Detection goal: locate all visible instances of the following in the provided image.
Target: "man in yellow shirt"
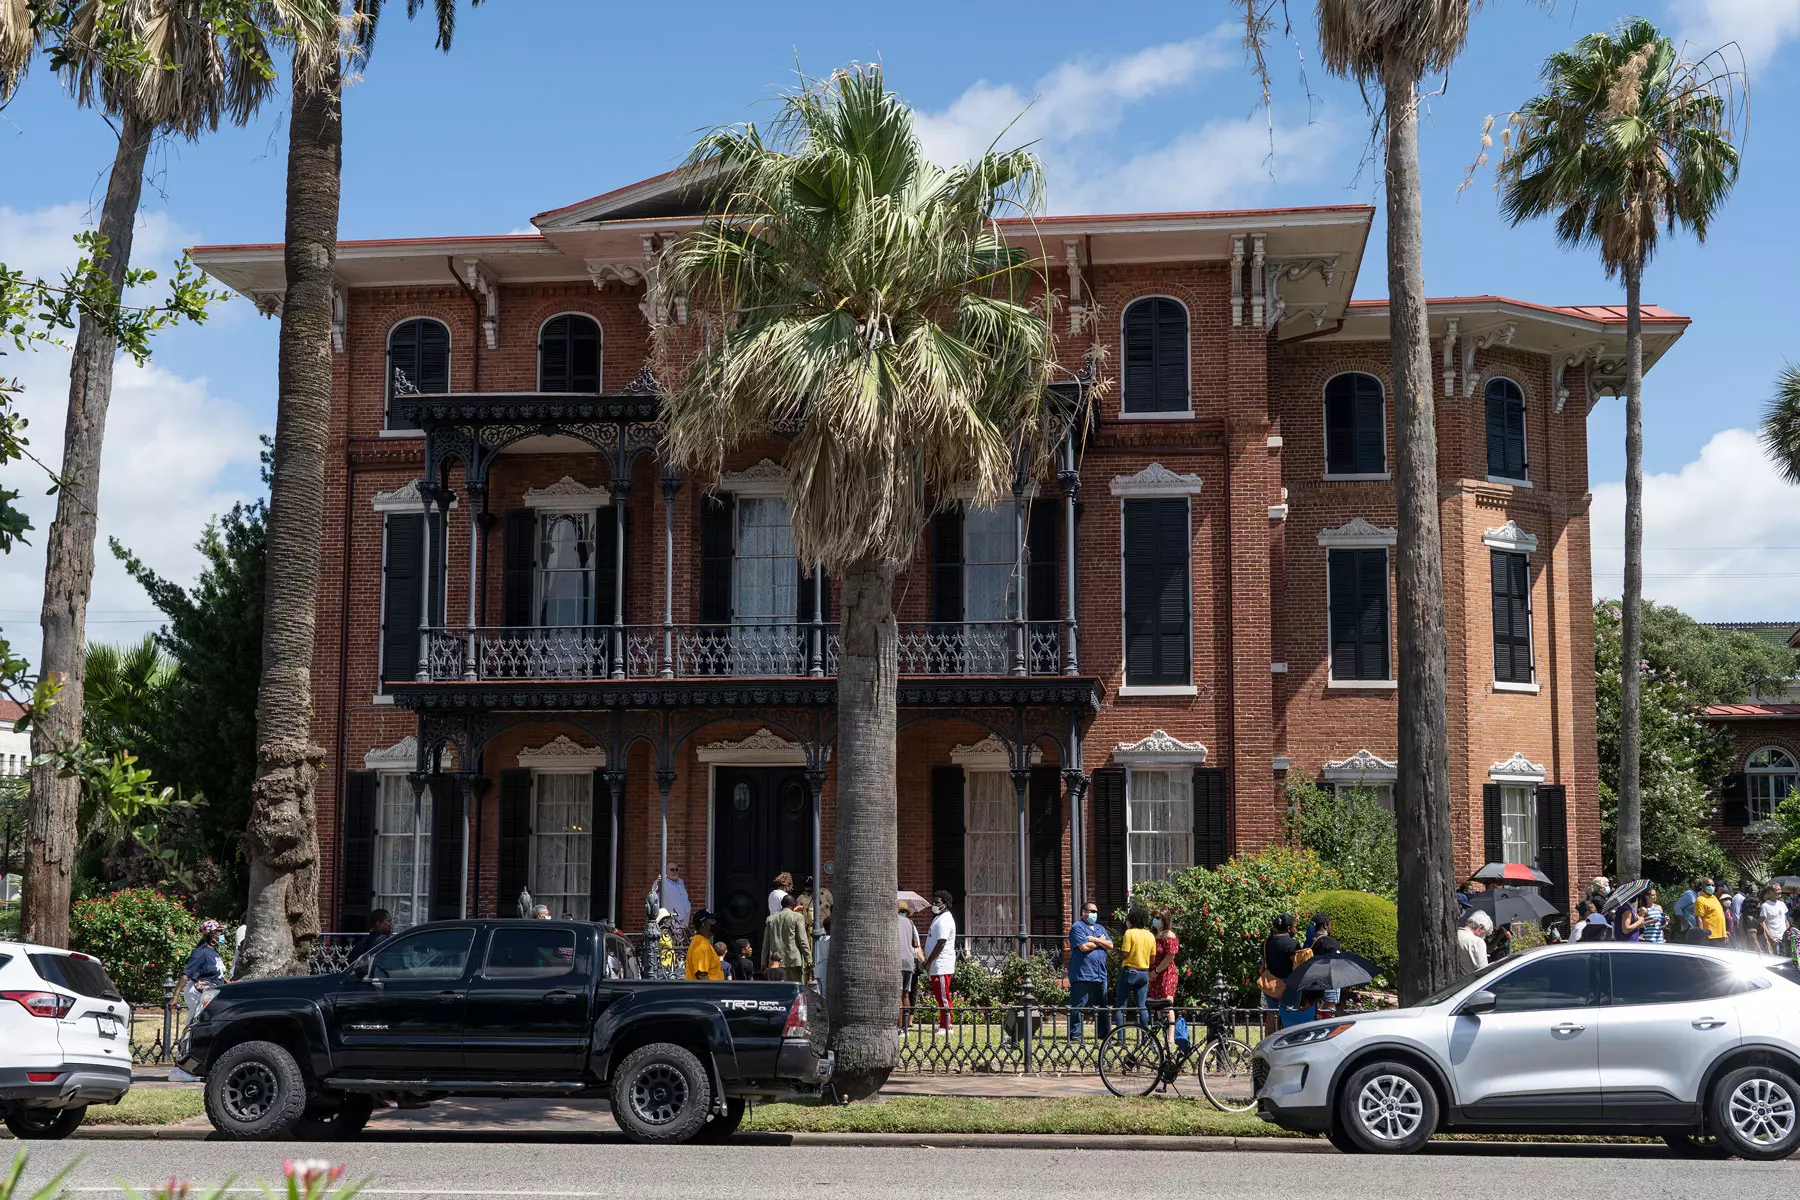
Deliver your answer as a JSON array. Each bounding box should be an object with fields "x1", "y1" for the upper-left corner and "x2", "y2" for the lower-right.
[
  {"x1": 685, "y1": 910, "x2": 723, "y2": 980},
  {"x1": 1114, "y1": 907, "x2": 1156, "y2": 1030},
  {"x1": 1694, "y1": 880, "x2": 1728, "y2": 945}
]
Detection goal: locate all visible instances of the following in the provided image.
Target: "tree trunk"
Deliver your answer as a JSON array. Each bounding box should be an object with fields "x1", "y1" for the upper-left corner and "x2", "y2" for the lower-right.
[
  {"x1": 22, "y1": 109, "x2": 152, "y2": 949},
  {"x1": 1383, "y1": 69, "x2": 1457, "y2": 1005},
  {"x1": 1616, "y1": 258, "x2": 1645, "y2": 882},
  {"x1": 825, "y1": 554, "x2": 900, "y2": 1098},
  {"x1": 238, "y1": 60, "x2": 340, "y2": 979}
]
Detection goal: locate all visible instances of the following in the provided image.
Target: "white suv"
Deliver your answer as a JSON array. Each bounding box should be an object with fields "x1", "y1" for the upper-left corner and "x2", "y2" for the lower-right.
[
  {"x1": 1254, "y1": 942, "x2": 1800, "y2": 1159},
  {"x1": 0, "y1": 941, "x2": 133, "y2": 1138}
]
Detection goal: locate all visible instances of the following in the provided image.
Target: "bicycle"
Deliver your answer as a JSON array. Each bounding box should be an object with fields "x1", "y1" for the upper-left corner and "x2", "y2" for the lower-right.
[{"x1": 1098, "y1": 998, "x2": 1257, "y2": 1111}]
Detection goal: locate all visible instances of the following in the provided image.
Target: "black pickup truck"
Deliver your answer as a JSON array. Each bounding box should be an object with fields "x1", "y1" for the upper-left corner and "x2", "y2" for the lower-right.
[{"x1": 177, "y1": 919, "x2": 830, "y2": 1144}]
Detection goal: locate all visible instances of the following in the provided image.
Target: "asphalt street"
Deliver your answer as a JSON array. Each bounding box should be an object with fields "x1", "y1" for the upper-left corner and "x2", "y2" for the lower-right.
[{"x1": 10, "y1": 1137, "x2": 1800, "y2": 1200}]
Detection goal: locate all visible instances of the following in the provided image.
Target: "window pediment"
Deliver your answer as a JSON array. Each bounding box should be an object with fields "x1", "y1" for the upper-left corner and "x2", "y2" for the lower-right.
[
  {"x1": 1317, "y1": 517, "x2": 1397, "y2": 548},
  {"x1": 1482, "y1": 520, "x2": 1538, "y2": 554},
  {"x1": 1110, "y1": 462, "x2": 1204, "y2": 497},
  {"x1": 517, "y1": 735, "x2": 607, "y2": 770},
  {"x1": 1489, "y1": 751, "x2": 1546, "y2": 783},
  {"x1": 696, "y1": 727, "x2": 814, "y2": 765},
  {"x1": 1321, "y1": 748, "x2": 1397, "y2": 783},
  {"x1": 717, "y1": 458, "x2": 789, "y2": 497},
  {"x1": 1112, "y1": 729, "x2": 1208, "y2": 767}
]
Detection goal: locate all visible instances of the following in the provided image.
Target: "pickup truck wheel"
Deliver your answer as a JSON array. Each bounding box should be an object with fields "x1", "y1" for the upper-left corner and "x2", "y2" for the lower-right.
[
  {"x1": 4, "y1": 1106, "x2": 86, "y2": 1140},
  {"x1": 693, "y1": 1098, "x2": 746, "y2": 1143},
  {"x1": 204, "y1": 1040, "x2": 308, "y2": 1139},
  {"x1": 610, "y1": 1043, "x2": 713, "y2": 1144}
]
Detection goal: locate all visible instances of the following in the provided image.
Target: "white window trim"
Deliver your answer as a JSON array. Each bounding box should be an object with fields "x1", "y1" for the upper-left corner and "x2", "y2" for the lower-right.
[
  {"x1": 1489, "y1": 751, "x2": 1547, "y2": 784},
  {"x1": 1123, "y1": 766, "x2": 1196, "y2": 892},
  {"x1": 950, "y1": 734, "x2": 1040, "y2": 770},
  {"x1": 385, "y1": 316, "x2": 452, "y2": 430},
  {"x1": 695, "y1": 728, "x2": 813, "y2": 765},
  {"x1": 1322, "y1": 543, "x2": 1395, "y2": 686},
  {"x1": 1320, "y1": 371, "x2": 1389, "y2": 481},
  {"x1": 516, "y1": 735, "x2": 607, "y2": 772},
  {"x1": 1494, "y1": 681, "x2": 1542, "y2": 694},
  {"x1": 1321, "y1": 749, "x2": 1398, "y2": 784},
  {"x1": 1110, "y1": 462, "x2": 1204, "y2": 497},
  {"x1": 373, "y1": 480, "x2": 457, "y2": 514},
  {"x1": 716, "y1": 458, "x2": 788, "y2": 498},
  {"x1": 1481, "y1": 520, "x2": 1539, "y2": 554},
  {"x1": 371, "y1": 769, "x2": 434, "y2": 930},
  {"x1": 1118, "y1": 294, "x2": 1194, "y2": 420},
  {"x1": 373, "y1": 504, "x2": 450, "y2": 695},
  {"x1": 1486, "y1": 475, "x2": 1535, "y2": 489},
  {"x1": 526, "y1": 769, "x2": 595, "y2": 922},
  {"x1": 523, "y1": 476, "x2": 612, "y2": 510},
  {"x1": 1116, "y1": 493, "x2": 1195, "y2": 691},
  {"x1": 1111, "y1": 729, "x2": 1208, "y2": 767},
  {"x1": 535, "y1": 311, "x2": 605, "y2": 393},
  {"x1": 1483, "y1": 374, "x2": 1530, "y2": 485},
  {"x1": 1748, "y1": 748, "x2": 1800, "y2": 822}
]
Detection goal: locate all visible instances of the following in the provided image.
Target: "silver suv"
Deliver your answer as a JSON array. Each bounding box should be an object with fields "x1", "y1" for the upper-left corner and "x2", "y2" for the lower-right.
[{"x1": 1253, "y1": 942, "x2": 1800, "y2": 1159}]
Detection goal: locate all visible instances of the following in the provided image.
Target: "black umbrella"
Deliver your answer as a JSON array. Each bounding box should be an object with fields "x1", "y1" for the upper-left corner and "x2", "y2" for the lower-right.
[
  {"x1": 1470, "y1": 887, "x2": 1560, "y2": 926},
  {"x1": 1282, "y1": 950, "x2": 1382, "y2": 997}
]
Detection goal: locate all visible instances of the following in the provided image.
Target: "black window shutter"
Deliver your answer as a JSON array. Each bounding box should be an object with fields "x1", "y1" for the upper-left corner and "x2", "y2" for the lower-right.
[
  {"x1": 1353, "y1": 376, "x2": 1386, "y2": 474},
  {"x1": 590, "y1": 768, "x2": 614, "y2": 921},
  {"x1": 339, "y1": 771, "x2": 378, "y2": 931},
  {"x1": 569, "y1": 316, "x2": 600, "y2": 392},
  {"x1": 386, "y1": 321, "x2": 419, "y2": 430},
  {"x1": 1091, "y1": 766, "x2": 1128, "y2": 920},
  {"x1": 1491, "y1": 550, "x2": 1532, "y2": 683},
  {"x1": 1485, "y1": 384, "x2": 1507, "y2": 476},
  {"x1": 1121, "y1": 298, "x2": 1189, "y2": 414},
  {"x1": 502, "y1": 510, "x2": 535, "y2": 628},
  {"x1": 429, "y1": 775, "x2": 462, "y2": 921},
  {"x1": 699, "y1": 494, "x2": 735, "y2": 625},
  {"x1": 1535, "y1": 785, "x2": 1568, "y2": 906},
  {"x1": 1027, "y1": 498, "x2": 1060, "y2": 623},
  {"x1": 1356, "y1": 548, "x2": 1390, "y2": 681},
  {"x1": 1482, "y1": 783, "x2": 1503, "y2": 864},
  {"x1": 382, "y1": 513, "x2": 424, "y2": 684},
  {"x1": 1327, "y1": 550, "x2": 1358, "y2": 681},
  {"x1": 497, "y1": 769, "x2": 532, "y2": 915},
  {"x1": 1721, "y1": 772, "x2": 1749, "y2": 827},
  {"x1": 1193, "y1": 767, "x2": 1229, "y2": 869},
  {"x1": 1123, "y1": 498, "x2": 1190, "y2": 686},
  {"x1": 1324, "y1": 376, "x2": 1357, "y2": 475},
  {"x1": 930, "y1": 505, "x2": 964, "y2": 622},
  {"x1": 930, "y1": 766, "x2": 966, "y2": 928},
  {"x1": 540, "y1": 314, "x2": 601, "y2": 393},
  {"x1": 595, "y1": 506, "x2": 620, "y2": 625},
  {"x1": 1486, "y1": 380, "x2": 1526, "y2": 479},
  {"x1": 1154, "y1": 300, "x2": 1188, "y2": 412},
  {"x1": 1028, "y1": 766, "x2": 1064, "y2": 936},
  {"x1": 540, "y1": 317, "x2": 569, "y2": 392},
  {"x1": 1154, "y1": 498, "x2": 1190, "y2": 682},
  {"x1": 1122, "y1": 301, "x2": 1156, "y2": 413},
  {"x1": 416, "y1": 320, "x2": 449, "y2": 394}
]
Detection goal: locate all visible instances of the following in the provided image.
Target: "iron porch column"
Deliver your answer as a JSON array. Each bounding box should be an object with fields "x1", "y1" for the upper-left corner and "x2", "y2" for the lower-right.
[
  {"x1": 1012, "y1": 762, "x2": 1032, "y2": 960},
  {"x1": 610, "y1": 479, "x2": 629, "y2": 679},
  {"x1": 660, "y1": 467, "x2": 681, "y2": 679},
  {"x1": 604, "y1": 768, "x2": 626, "y2": 929}
]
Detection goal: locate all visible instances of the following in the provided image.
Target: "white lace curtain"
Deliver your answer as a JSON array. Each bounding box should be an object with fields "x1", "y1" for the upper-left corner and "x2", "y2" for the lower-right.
[
  {"x1": 1127, "y1": 769, "x2": 1192, "y2": 888},
  {"x1": 374, "y1": 774, "x2": 433, "y2": 928},
  {"x1": 532, "y1": 773, "x2": 592, "y2": 920},
  {"x1": 735, "y1": 498, "x2": 797, "y2": 622},
  {"x1": 964, "y1": 770, "x2": 1018, "y2": 937}
]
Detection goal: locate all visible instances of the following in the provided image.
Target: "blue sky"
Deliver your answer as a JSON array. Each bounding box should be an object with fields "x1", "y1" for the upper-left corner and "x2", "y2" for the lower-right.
[{"x1": 2, "y1": 0, "x2": 1798, "y2": 656}]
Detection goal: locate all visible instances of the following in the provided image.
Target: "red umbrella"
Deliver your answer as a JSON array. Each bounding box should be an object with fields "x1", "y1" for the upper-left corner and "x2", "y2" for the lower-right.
[{"x1": 1471, "y1": 862, "x2": 1553, "y2": 887}]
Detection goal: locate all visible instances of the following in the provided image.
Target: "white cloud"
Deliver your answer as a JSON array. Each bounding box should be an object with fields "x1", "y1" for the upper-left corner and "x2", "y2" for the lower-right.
[
  {"x1": 1672, "y1": 0, "x2": 1800, "y2": 73},
  {"x1": 0, "y1": 204, "x2": 262, "y2": 664},
  {"x1": 915, "y1": 32, "x2": 1339, "y2": 215},
  {"x1": 1591, "y1": 428, "x2": 1800, "y2": 620}
]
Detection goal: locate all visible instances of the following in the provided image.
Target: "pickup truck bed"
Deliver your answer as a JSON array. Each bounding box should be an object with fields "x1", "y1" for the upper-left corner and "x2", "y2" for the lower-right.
[{"x1": 179, "y1": 919, "x2": 829, "y2": 1144}]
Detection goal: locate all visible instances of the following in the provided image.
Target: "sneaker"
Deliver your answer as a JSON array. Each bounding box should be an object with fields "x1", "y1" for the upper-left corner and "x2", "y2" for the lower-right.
[{"x1": 167, "y1": 1067, "x2": 198, "y2": 1083}]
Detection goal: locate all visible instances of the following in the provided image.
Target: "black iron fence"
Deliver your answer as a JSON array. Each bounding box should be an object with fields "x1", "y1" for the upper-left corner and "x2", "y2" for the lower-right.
[{"x1": 127, "y1": 977, "x2": 191, "y2": 1065}]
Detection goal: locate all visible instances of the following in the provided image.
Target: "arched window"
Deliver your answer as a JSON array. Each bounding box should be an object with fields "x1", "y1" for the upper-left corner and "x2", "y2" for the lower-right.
[
  {"x1": 1323, "y1": 372, "x2": 1386, "y2": 476},
  {"x1": 1748, "y1": 747, "x2": 1799, "y2": 822},
  {"x1": 539, "y1": 313, "x2": 602, "y2": 393},
  {"x1": 386, "y1": 318, "x2": 451, "y2": 430},
  {"x1": 1484, "y1": 377, "x2": 1527, "y2": 481},
  {"x1": 1121, "y1": 297, "x2": 1189, "y2": 415}
]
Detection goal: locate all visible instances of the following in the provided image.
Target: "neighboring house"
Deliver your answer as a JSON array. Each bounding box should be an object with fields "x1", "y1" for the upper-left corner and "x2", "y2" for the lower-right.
[
  {"x1": 1703, "y1": 621, "x2": 1800, "y2": 856},
  {"x1": 188, "y1": 169, "x2": 1685, "y2": 941},
  {"x1": 0, "y1": 699, "x2": 27, "y2": 777}
]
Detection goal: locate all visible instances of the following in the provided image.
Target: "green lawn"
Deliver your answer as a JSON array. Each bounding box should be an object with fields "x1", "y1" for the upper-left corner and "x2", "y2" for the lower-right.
[
  {"x1": 85, "y1": 1088, "x2": 206, "y2": 1127},
  {"x1": 743, "y1": 1095, "x2": 1279, "y2": 1137}
]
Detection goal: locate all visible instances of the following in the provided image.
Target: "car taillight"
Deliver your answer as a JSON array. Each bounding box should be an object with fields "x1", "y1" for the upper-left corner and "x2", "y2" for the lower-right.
[
  {"x1": 25, "y1": 1072, "x2": 59, "y2": 1083},
  {"x1": 783, "y1": 991, "x2": 810, "y2": 1039},
  {"x1": 1, "y1": 990, "x2": 76, "y2": 1019}
]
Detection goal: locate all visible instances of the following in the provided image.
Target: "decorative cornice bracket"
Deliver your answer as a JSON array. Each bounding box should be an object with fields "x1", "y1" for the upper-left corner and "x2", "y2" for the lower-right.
[{"x1": 461, "y1": 259, "x2": 501, "y2": 350}]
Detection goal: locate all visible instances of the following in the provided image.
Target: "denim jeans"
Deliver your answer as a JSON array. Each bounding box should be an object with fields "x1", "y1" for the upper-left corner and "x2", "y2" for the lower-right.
[
  {"x1": 1067, "y1": 978, "x2": 1111, "y2": 1041},
  {"x1": 1115, "y1": 967, "x2": 1149, "y2": 1030}
]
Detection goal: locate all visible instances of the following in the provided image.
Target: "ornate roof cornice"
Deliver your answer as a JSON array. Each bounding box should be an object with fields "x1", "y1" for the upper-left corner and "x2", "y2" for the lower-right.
[
  {"x1": 1111, "y1": 729, "x2": 1209, "y2": 766},
  {"x1": 1317, "y1": 517, "x2": 1397, "y2": 548},
  {"x1": 1110, "y1": 461, "x2": 1205, "y2": 497}
]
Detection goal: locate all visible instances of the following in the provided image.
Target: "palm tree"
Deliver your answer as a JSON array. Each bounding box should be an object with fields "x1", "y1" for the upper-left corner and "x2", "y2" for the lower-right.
[
  {"x1": 18, "y1": 0, "x2": 333, "y2": 949},
  {"x1": 1760, "y1": 368, "x2": 1800, "y2": 485},
  {"x1": 1499, "y1": 18, "x2": 1741, "y2": 883},
  {"x1": 660, "y1": 64, "x2": 1059, "y2": 1097},
  {"x1": 240, "y1": 0, "x2": 476, "y2": 979}
]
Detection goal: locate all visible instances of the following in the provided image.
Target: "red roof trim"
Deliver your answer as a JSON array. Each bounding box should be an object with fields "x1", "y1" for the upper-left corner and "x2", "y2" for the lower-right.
[
  {"x1": 531, "y1": 165, "x2": 689, "y2": 223},
  {"x1": 1346, "y1": 295, "x2": 1690, "y2": 324},
  {"x1": 994, "y1": 204, "x2": 1375, "y2": 226},
  {"x1": 1701, "y1": 703, "x2": 1800, "y2": 718},
  {"x1": 0, "y1": 698, "x2": 24, "y2": 723},
  {"x1": 188, "y1": 233, "x2": 550, "y2": 255}
]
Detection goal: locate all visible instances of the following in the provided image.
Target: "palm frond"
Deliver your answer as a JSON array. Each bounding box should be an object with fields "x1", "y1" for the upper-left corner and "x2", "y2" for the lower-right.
[
  {"x1": 1761, "y1": 364, "x2": 1800, "y2": 488},
  {"x1": 0, "y1": 0, "x2": 31, "y2": 101},
  {"x1": 1317, "y1": 0, "x2": 1475, "y2": 85}
]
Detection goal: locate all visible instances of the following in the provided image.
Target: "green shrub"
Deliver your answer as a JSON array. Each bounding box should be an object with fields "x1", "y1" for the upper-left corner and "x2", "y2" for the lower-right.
[
  {"x1": 998, "y1": 952, "x2": 1067, "y2": 1006},
  {"x1": 69, "y1": 887, "x2": 222, "y2": 1004},
  {"x1": 1284, "y1": 778, "x2": 1398, "y2": 899},
  {"x1": 1293, "y1": 889, "x2": 1399, "y2": 979},
  {"x1": 1131, "y1": 845, "x2": 1342, "y2": 1003},
  {"x1": 952, "y1": 956, "x2": 997, "y2": 1008}
]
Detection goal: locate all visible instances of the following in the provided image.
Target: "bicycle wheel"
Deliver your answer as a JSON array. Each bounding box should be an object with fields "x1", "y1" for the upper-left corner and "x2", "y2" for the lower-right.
[
  {"x1": 1099, "y1": 1023, "x2": 1166, "y2": 1098},
  {"x1": 1195, "y1": 1036, "x2": 1258, "y2": 1112}
]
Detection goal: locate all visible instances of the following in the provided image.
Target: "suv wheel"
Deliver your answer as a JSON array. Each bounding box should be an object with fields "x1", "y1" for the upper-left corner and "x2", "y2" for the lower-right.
[
  {"x1": 1336, "y1": 1061, "x2": 1438, "y2": 1154},
  {"x1": 610, "y1": 1043, "x2": 712, "y2": 1144},
  {"x1": 693, "y1": 1098, "x2": 746, "y2": 1143},
  {"x1": 204, "y1": 1040, "x2": 309, "y2": 1139},
  {"x1": 4, "y1": 1106, "x2": 86, "y2": 1140},
  {"x1": 1712, "y1": 1065, "x2": 1800, "y2": 1161}
]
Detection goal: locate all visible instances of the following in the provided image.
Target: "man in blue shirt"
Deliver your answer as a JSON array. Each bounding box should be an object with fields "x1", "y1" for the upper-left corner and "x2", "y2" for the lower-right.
[
  {"x1": 1067, "y1": 903, "x2": 1114, "y2": 1041},
  {"x1": 1674, "y1": 880, "x2": 1700, "y2": 944}
]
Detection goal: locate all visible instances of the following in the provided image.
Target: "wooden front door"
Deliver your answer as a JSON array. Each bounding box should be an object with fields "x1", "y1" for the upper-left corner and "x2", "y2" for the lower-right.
[{"x1": 712, "y1": 766, "x2": 813, "y2": 955}]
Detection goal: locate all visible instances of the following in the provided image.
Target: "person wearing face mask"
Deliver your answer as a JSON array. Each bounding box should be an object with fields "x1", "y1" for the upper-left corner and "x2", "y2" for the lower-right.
[
  {"x1": 1066, "y1": 901, "x2": 1113, "y2": 1041},
  {"x1": 923, "y1": 891, "x2": 958, "y2": 1035},
  {"x1": 1115, "y1": 907, "x2": 1155, "y2": 1031},
  {"x1": 1147, "y1": 906, "x2": 1180, "y2": 1038},
  {"x1": 1694, "y1": 878, "x2": 1728, "y2": 945}
]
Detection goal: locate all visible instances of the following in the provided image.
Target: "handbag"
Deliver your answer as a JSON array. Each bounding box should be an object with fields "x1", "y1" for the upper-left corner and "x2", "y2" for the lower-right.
[{"x1": 1256, "y1": 963, "x2": 1285, "y2": 999}]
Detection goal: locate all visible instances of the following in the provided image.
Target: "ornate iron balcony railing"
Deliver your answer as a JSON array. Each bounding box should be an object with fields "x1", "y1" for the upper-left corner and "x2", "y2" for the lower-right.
[{"x1": 420, "y1": 620, "x2": 1067, "y2": 682}]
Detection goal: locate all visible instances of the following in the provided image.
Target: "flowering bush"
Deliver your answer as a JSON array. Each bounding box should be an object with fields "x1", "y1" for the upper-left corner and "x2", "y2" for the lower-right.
[
  {"x1": 69, "y1": 888, "x2": 218, "y2": 1004},
  {"x1": 1292, "y1": 889, "x2": 1399, "y2": 980},
  {"x1": 1130, "y1": 846, "x2": 1341, "y2": 1003}
]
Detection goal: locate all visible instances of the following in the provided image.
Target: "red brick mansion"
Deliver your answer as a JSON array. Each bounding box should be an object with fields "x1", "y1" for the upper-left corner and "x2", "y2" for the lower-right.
[{"x1": 190, "y1": 170, "x2": 1689, "y2": 952}]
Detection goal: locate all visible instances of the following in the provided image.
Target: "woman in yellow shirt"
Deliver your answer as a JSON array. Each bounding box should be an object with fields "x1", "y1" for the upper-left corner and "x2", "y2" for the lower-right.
[
  {"x1": 1114, "y1": 907, "x2": 1156, "y2": 1030},
  {"x1": 685, "y1": 910, "x2": 723, "y2": 980}
]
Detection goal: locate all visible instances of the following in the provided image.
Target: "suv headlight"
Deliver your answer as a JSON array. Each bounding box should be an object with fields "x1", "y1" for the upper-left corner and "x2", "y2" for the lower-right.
[{"x1": 1270, "y1": 1022, "x2": 1353, "y2": 1049}]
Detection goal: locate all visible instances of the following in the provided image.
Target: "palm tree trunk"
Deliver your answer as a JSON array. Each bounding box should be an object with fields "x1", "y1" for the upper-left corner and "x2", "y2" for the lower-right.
[
  {"x1": 21, "y1": 108, "x2": 152, "y2": 948},
  {"x1": 238, "y1": 59, "x2": 340, "y2": 978},
  {"x1": 1616, "y1": 258, "x2": 1644, "y2": 882},
  {"x1": 826, "y1": 554, "x2": 900, "y2": 1098},
  {"x1": 1383, "y1": 68, "x2": 1457, "y2": 1005}
]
